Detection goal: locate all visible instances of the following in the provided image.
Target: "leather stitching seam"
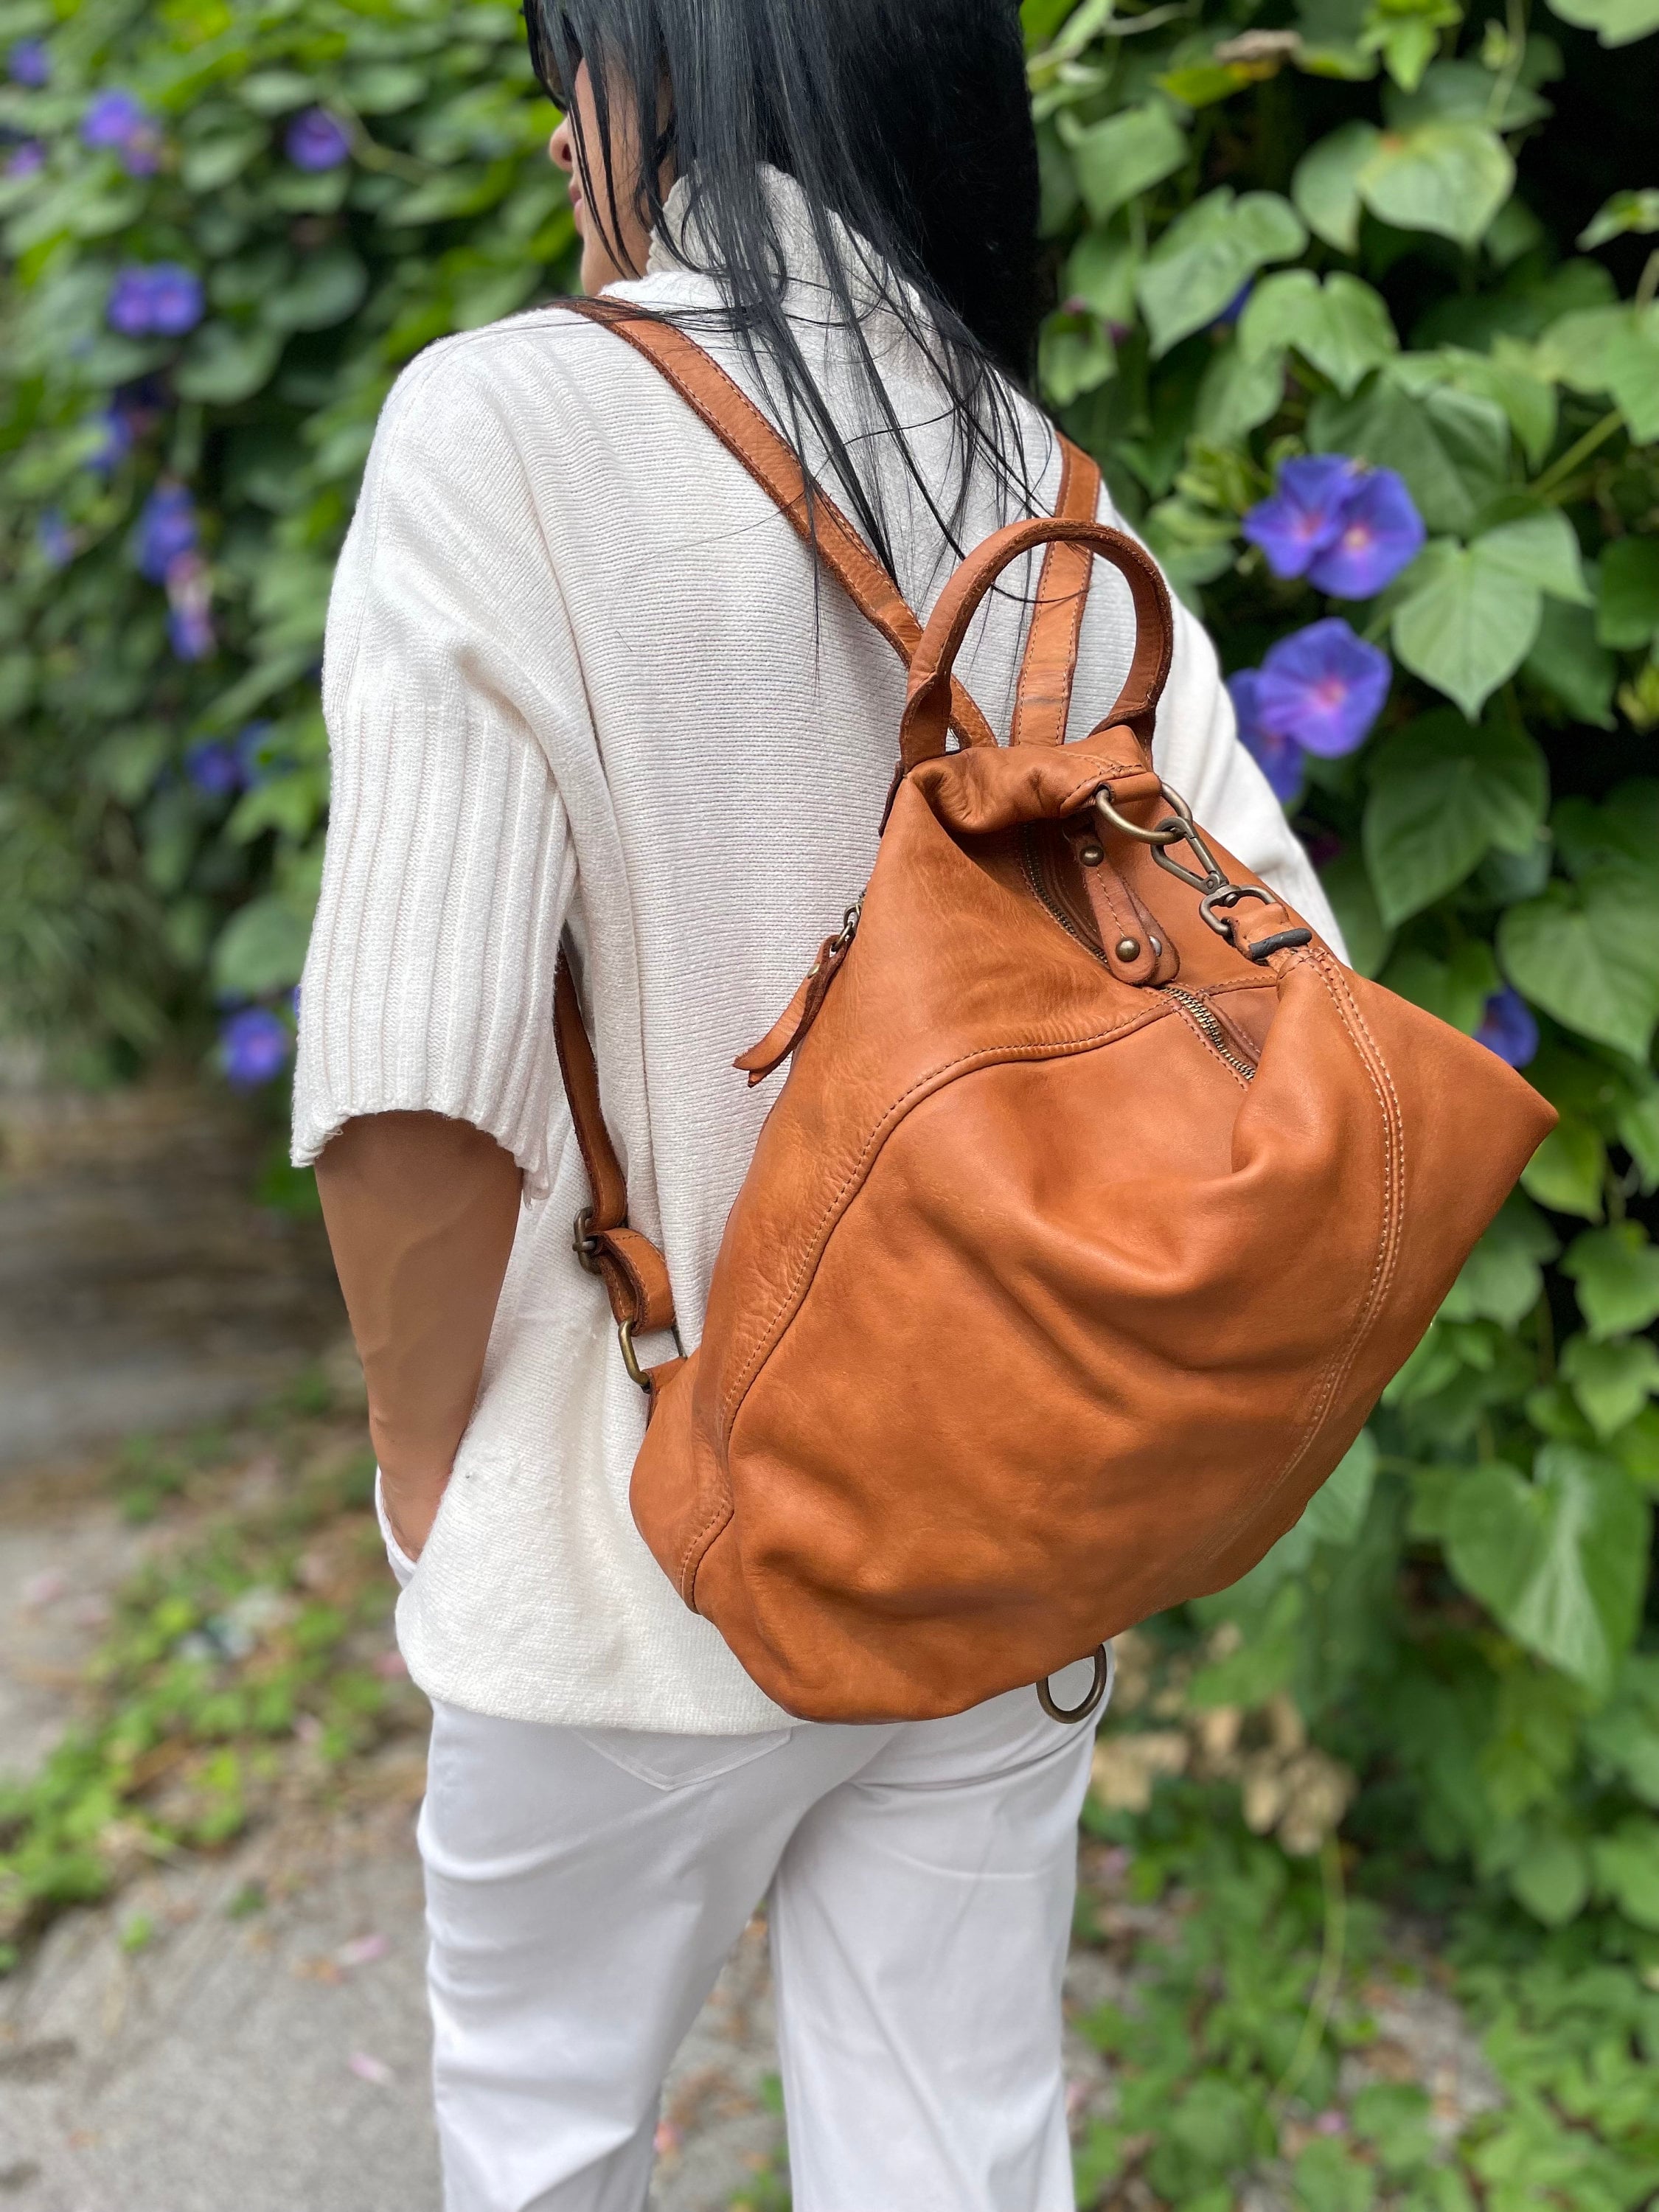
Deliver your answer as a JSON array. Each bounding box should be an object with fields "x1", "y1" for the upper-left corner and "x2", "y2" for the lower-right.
[{"x1": 1182, "y1": 947, "x2": 1402, "y2": 1578}]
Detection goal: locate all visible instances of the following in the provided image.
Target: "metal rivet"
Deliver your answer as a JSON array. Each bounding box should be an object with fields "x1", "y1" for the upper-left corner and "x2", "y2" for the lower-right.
[
  {"x1": 1149, "y1": 937, "x2": 1163, "y2": 956},
  {"x1": 1115, "y1": 936, "x2": 1141, "y2": 961},
  {"x1": 1079, "y1": 841, "x2": 1105, "y2": 866}
]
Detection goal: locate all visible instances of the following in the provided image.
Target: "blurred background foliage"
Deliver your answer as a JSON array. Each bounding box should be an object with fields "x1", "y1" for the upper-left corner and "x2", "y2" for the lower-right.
[
  {"x1": 0, "y1": 0, "x2": 576, "y2": 1080},
  {"x1": 0, "y1": 0, "x2": 1657, "y2": 2200}
]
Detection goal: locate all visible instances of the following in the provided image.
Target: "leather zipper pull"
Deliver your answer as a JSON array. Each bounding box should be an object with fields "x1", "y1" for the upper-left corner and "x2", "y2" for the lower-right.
[{"x1": 735, "y1": 931, "x2": 852, "y2": 1087}]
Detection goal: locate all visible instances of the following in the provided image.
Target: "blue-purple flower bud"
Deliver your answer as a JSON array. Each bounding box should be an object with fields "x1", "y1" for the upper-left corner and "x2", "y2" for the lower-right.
[
  {"x1": 285, "y1": 107, "x2": 352, "y2": 171},
  {"x1": 220, "y1": 1007, "x2": 292, "y2": 1089}
]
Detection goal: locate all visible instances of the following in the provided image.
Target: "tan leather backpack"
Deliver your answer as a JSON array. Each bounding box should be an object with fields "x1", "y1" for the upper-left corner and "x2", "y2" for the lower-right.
[{"x1": 554, "y1": 305, "x2": 1557, "y2": 1727}]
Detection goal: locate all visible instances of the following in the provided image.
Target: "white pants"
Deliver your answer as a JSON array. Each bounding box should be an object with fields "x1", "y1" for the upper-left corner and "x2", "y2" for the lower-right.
[{"x1": 417, "y1": 1663, "x2": 1105, "y2": 2212}]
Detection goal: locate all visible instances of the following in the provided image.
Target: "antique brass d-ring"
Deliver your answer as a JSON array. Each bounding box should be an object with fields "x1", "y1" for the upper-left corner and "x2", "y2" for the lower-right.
[
  {"x1": 1037, "y1": 1643, "x2": 1112, "y2": 1725},
  {"x1": 618, "y1": 1316, "x2": 687, "y2": 1392},
  {"x1": 1093, "y1": 780, "x2": 1193, "y2": 848}
]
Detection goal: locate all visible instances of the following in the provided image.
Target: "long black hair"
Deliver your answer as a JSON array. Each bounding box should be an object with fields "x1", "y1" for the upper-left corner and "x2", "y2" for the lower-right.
[{"x1": 529, "y1": 0, "x2": 1050, "y2": 580}]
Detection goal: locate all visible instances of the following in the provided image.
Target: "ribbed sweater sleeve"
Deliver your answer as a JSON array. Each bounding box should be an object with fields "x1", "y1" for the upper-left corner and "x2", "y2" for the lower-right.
[{"x1": 291, "y1": 338, "x2": 582, "y2": 1197}]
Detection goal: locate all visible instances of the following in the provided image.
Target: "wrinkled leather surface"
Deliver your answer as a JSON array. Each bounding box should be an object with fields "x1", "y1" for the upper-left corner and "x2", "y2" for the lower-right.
[{"x1": 630, "y1": 723, "x2": 1556, "y2": 1723}]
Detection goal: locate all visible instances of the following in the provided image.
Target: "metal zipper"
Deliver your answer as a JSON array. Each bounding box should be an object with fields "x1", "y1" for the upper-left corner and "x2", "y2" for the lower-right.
[
  {"x1": 1021, "y1": 828, "x2": 1256, "y2": 1084},
  {"x1": 1161, "y1": 983, "x2": 1256, "y2": 1082}
]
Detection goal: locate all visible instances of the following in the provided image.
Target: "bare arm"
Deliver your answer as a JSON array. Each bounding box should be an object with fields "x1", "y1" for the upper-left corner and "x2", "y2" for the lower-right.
[{"x1": 315, "y1": 1111, "x2": 524, "y2": 1559}]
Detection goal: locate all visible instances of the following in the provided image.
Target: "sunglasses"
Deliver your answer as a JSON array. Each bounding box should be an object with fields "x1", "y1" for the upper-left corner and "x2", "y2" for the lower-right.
[{"x1": 522, "y1": 4, "x2": 579, "y2": 109}]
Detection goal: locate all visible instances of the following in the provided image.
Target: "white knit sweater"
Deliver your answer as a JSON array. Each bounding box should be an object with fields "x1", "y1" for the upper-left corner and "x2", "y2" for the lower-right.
[{"x1": 293, "y1": 172, "x2": 1343, "y2": 1733}]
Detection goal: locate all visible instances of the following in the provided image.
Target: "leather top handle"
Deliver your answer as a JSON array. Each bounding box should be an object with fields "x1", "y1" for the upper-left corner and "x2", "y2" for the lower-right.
[
  {"x1": 900, "y1": 518, "x2": 1175, "y2": 771},
  {"x1": 1010, "y1": 442, "x2": 1102, "y2": 750},
  {"x1": 567, "y1": 297, "x2": 999, "y2": 754}
]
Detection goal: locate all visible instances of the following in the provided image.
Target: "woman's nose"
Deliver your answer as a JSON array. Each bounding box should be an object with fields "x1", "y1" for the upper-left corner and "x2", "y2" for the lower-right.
[{"x1": 549, "y1": 117, "x2": 571, "y2": 171}]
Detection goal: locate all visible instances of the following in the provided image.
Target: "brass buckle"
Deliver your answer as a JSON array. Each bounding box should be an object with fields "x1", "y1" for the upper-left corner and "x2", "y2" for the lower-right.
[
  {"x1": 618, "y1": 1316, "x2": 686, "y2": 1393},
  {"x1": 1037, "y1": 1643, "x2": 1113, "y2": 1725}
]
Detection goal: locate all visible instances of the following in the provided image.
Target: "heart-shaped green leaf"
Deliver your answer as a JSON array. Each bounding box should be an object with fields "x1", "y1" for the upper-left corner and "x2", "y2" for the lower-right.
[
  {"x1": 1310, "y1": 376, "x2": 1509, "y2": 536},
  {"x1": 1366, "y1": 711, "x2": 1547, "y2": 923},
  {"x1": 1563, "y1": 1224, "x2": 1659, "y2": 1340},
  {"x1": 1545, "y1": 0, "x2": 1659, "y2": 46},
  {"x1": 1391, "y1": 548, "x2": 1545, "y2": 721},
  {"x1": 1239, "y1": 269, "x2": 1397, "y2": 394},
  {"x1": 1443, "y1": 1447, "x2": 1649, "y2": 1696},
  {"x1": 1498, "y1": 870, "x2": 1659, "y2": 1061},
  {"x1": 1062, "y1": 102, "x2": 1189, "y2": 223},
  {"x1": 1136, "y1": 189, "x2": 1307, "y2": 356},
  {"x1": 1358, "y1": 121, "x2": 1515, "y2": 247},
  {"x1": 1561, "y1": 1335, "x2": 1659, "y2": 1439}
]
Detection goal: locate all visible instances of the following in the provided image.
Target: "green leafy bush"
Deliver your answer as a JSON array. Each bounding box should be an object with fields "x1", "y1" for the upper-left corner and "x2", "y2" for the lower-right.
[
  {"x1": 1, "y1": 0, "x2": 1656, "y2": 1975},
  {"x1": 0, "y1": 0, "x2": 574, "y2": 1079},
  {"x1": 1023, "y1": 0, "x2": 1659, "y2": 1959}
]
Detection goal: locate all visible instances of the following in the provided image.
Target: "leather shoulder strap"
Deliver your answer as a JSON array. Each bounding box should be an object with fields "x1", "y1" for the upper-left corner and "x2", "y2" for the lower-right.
[
  {"x1": 554, "y1": 953, "x2": 678, "y2": 1363},
  {"x1": 566, "y1": 297, "x2": 998, "y2": 754},
  {"x1": 1010, "y1": 439, "x2": 1101, "y2": 749}
]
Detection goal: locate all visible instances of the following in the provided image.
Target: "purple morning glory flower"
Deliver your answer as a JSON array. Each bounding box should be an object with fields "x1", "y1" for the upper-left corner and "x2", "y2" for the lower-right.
[
  {"x1": 36, "y1": 509, "x2": 74, "y2": 568},
  {"x1": 107, "y1": 262, "x2": 203, "y2": 338},
  {"x1": 285, "y1": 107, "x2": 352, "y2": 170},
  {"x1": 144, "y1": 262, "x2": 204, "y2": 335},
  {"x1": 5, "y1": 139, "x2": 46, "y2": 178},
  {"x1": 83, "y1": 88, "x2": 143, "y2": 145},
  {"x1": 134, "y1": 483, "x2": 198, "y2": 582},
  {"x1": 83, "y1": 88, "x2": 164, "y2": 174},
  {"x1": 1256, "y1": 617, "x2": 1391, "y2": 759},
  {"x1": 9, "y1": 38, "x2": 49, "y2": 86},
  {"x1": 1228, "y1": 669, "x2": 1304, "y2": 804},
  {"x1": 220, "y1": 1006, "x2": 291, "y2": 1089},
  {"x1": 1305, "y1": 468, "x2": 1425, "y2": 599},
  {"x1": 1475, "y1": 987, "x2": 1539, "y2": 1068},
  {"x1": 185, "y1": 739, "x2": 242, "y2": 796},
  {"x1": 1242, "y1": 455, "x2": 1360, "y2": 581},
  {"x1": 106, "y1": 266, "x2": 157, "y2": 336}
]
